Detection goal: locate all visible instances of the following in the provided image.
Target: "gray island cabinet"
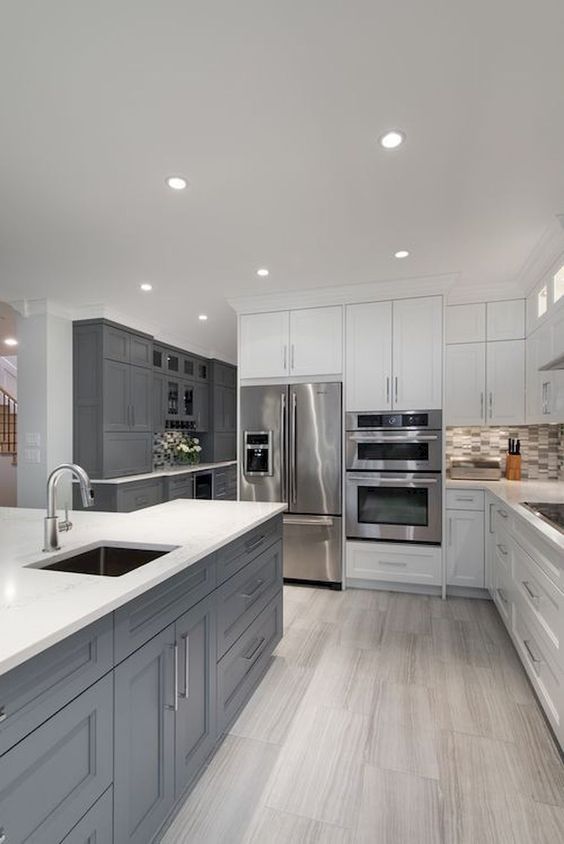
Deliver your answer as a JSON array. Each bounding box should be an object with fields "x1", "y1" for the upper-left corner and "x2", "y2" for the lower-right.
[{"x1": 0, "y1": 515, "x2": 283, "y2": 844}]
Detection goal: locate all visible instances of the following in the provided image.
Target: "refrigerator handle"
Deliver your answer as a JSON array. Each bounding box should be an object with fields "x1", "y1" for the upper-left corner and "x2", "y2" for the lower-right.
[
  {"x1": 291, "y1": 391, "x2": 297, "y2": 505},
  {"x1": 280, "y1": 392, "x2": 287, "y2": 501}
]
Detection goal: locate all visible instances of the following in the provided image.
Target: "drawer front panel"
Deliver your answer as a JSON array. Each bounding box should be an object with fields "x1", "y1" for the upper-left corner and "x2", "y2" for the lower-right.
[
  {"x1": 513, "y1": 541, "x2": 563, "y2": 659},
  {"x1": 118, "y1": 479, "x2": 164, "y2": 512},
  {"x1": 493, "y1": 501, "x2": 513, "y2": 533},
  {"x1": 114, "y1": 555, "x2": 217, "y2": 662},
  {"x1": 61, "y1": 786, "x2": 113, "y2": 844},
  {"x1": 217, "y1": 591, "x2": 282, "y2": 733},
  {"x1": 216, "y1": 516, "x2": 282, "y2": 585},
  {"x1": 0, "y1": 674, "x2": 113, "y2": 844},
  {"x1": 217, "y1": 540, "x2": 282, "y2": 659},
  {"x1": 166, "y1": 474, "x2": 194, "y2": 500},
  {"x1": 493, "y1": 526, "x2": 512, "y2": 577},
  {"x1": 346, "y1": 541, "x2": 442, "y2": 586},
  {"x1": 0, "y1": 616, "x2": 113, "y2": 757},
  {"x1": 514, "y1": 515, "x2": 564, "y2": 590},
  {"x1": 493, "y1": 556, "x2": 513, "y2": 631},
  {"x1": 513, "y1": 600, "x2": 563, "y2": 733},
  {"x1": 446, "y1": 489, "x2": 485, "y2": 511}
]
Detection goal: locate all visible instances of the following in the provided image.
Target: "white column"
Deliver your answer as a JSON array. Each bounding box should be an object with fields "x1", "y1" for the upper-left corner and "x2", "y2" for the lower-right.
[{"x1": 14, "y1": 300, "x2": 73, "y2": 509}]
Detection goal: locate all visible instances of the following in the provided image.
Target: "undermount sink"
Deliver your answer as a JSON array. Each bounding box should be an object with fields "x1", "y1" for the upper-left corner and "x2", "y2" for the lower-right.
[{"x1": 29, "y1": 544, "x2": 178, "y2": 577}]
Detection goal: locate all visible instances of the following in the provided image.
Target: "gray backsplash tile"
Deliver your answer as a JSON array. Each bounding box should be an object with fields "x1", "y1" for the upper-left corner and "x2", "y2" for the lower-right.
[{"x1": 446, "y1": 425, "x2": 564, "y2": 481}]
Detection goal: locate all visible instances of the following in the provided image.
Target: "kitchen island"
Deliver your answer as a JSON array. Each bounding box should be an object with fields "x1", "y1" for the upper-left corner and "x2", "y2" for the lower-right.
[{"x1": 0, "y1": 499, "x2": 285, "y2": 844}]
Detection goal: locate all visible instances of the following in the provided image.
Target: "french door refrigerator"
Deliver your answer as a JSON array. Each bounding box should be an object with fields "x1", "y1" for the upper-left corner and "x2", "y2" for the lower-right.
[{"x1": 240, "y1": 383, "x2": 342, "y2": 586}]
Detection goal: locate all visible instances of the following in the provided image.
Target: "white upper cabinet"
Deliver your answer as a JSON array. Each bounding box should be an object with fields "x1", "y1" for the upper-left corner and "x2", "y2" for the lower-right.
[
  {"x1": 446, "y1": 304, "x2": 486, "y2": 344},
  {"x1": 392, "y1": 297, "x2": 443, "y2": 410},
  {"x1": 239, "y1": 306, "x2": 342, "y2": 380},
  {"x1": 346, "y1": 302, "x2": 392, "y2": 410},
  {"x1": 486, "y1": 299, "x2": 525, "y2": 341},
  {"x1": 289, "y1": 307, "x2": 343, "y2": 377},
  {"x1": 239, "y1": 311, "x2": 289, "y2": 379},
  {"x1": 446, "y1": 343, "x2": 486, "y2": 426},
  {"x1": 486, "y1": 340, "x2": 525, "y2": 425}
]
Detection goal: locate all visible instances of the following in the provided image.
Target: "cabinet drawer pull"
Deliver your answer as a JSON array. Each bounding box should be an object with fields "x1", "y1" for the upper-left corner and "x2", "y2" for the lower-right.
[
  {"x1": 245, "y1": 534, "x2": 265, "y2": 552},
  {"x1": 489, "y1": 502, "x2": 495, "y2": 534},
  {"x1": 241, "y1": 579, "x2": 265, "y2": 599},
  {"x1": 181, "y1": 634, "x2": 190, "y2": 699},
  {"x1": 497, "y1": 588, "x2": 508, "y2": 604},
  {"x1": 243, "y1": 636, "x2": 266, "y2": 662},
  {"x1": 0, "y1": 706, "x2": 6, "y2": 723},
  {"x1": 522, "y1": 581, "x2": 541, "y2": 606},
  {"x1": 0, "y1": 827, "x2": 6, "y2": 844},
  {"x1": 523, "y1": 638, "x2": 542, "y2": 666},
  {"x1": 381, "y1": 560, "x2": 408, "y2": 568},
  {"x1": 165, "y1": 643, "x2": 178, "y2": 712},
  {"x1": 497, "y1": 508, "x2": 508, "y2": 519},
  {"x1": 455, "y1": 496, "x2": 475, "y2": 502},
  {"x1": 496, "y1": 544, "x2": 508, "y2": 556}
]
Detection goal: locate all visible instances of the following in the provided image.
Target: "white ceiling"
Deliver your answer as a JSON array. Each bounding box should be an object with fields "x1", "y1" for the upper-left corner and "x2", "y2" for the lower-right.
[{"x1": 1, "y1": 1, "x2": 564, "y2": 361}]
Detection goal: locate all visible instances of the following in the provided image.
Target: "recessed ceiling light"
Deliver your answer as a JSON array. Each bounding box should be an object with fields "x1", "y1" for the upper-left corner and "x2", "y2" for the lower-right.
[
  {"x1": 379, "y1": 130, "x2": 405, "y2": 149},
  {"x1": 257, "y1": 268, "x2": 269, "y2": 277},
  {"x1": 140, "y1": 283, "x2": 153, "y2": 292},
  {"x1": 198, "y1": 314, "x2": 208, "y2": 321},
  {"x1": 166, "y1": 176, "x2": 188, "y2": 190},
  {"x1": 4, "y1": 338, "x2": 18, "y2": 347},
  {"x1": 394, "y1": 250, "x2": 410, "y2": 259}
]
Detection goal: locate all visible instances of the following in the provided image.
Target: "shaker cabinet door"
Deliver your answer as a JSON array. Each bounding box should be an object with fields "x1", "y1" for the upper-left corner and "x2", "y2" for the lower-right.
[
  {"x1": 239, "y1": 311, "x2": 289, "y2": 379},
  {"x1": 114, "y1": 626, "x2": 176, "y2": 844},
  {"x1": 392, "y1": 297, "x2": 443, "y2": 410},
  {"x1": 446, "y1": 509, "x2": 485, "y2": 588},
  {"x1": 346, "y1": 301, "x2": 392, "y2": 411},
  {"x1": 289, "y1": 306, "x2": 343, "y2": 376},
  {"x1": 445, "y1": 343, "x2": 486, "y2": 425},
  {"x1": 130, "y1": 365, "x2": 153, "y2": 431},
  {"x1": 486, "y1": 340, "x2": 525, "y2": 426},
  {"x1": 103, "y1": 359, "x2": 131, "y2": 431}
]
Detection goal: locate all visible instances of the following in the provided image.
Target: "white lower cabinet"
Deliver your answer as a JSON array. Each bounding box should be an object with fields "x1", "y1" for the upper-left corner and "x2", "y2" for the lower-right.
[
  {"x1": 446, "y1": 508, "x2": 485, "y2": 588},
  {"x1": 346, "y1": 541, "x2": 442, "y2": 586}
]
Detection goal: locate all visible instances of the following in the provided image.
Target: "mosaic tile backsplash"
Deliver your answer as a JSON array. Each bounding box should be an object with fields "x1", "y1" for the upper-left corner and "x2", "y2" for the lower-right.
[
  {"x1": 153, "y1": 431, "x2": 203, "y2": 468},
  {"x1": 446, "y1": 425, "x2": 564, "y2": 481}
]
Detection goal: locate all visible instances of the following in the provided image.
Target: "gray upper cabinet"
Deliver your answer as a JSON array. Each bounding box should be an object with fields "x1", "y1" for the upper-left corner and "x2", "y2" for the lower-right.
[
  {"x1": 114, "y1": 626, "x2": 176, "y2": 844},
  {"x1": 103, "y1": 360, "x2": 130, "y2": 431},
  {"x1": 153, "y1": 371, "x2": 167, "y2": 431},
  {"x1": 103, "y1": 324, "x2": 152, "y2": 369},
  {"x1": 194, "y1": 382, "x2": 209, "y2": 432},
  {"x1": 208, "y1": 360, "x2": 237, "y2": 460},
  {"x1": 175, "y1": 595, "x2": 217, "y2": 798},
  {"x1": 130, "y1": 365, "x2": 153, "y2": 431}
]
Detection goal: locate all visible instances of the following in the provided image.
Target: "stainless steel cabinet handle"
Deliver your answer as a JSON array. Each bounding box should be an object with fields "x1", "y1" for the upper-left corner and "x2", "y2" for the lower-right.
[
  {"x1": 480, "y1": 392, "x2": 484, "y2": 419},
  {"x1": 284, "y1": 515, "x2": 334, "y2": 526},
  {"x1": 394, "y1": 376, "x2": 398, "y2": 404},
  {"x1": 291, "y1": 392, "x2": 297, "y2": 505},
  {"x1": 348, "y1": 433, "x2": 438, "y2": 442},
  {"x1": 181, "y1": 634, "x2": 190, "y2": 699},
  {"x1": 455, "y1": 496, "x2": 475, "y2": 502},
  {"x1": 165, "y1": 643, "x2": 178, "y2": 711},
  {"x1": 349, "y1": 475, "x2": 438, "y2": 485},
  {"x1": 489, "y1": 502, "x2": 495, "y2": 534},
  {"x1": 245, "y1": 533, "x2": 265, "y2": 552},
  {"x1": 448, "y1": 516, "x2": 453, "y2": 546},
  {"x1": 241, "y1": 579, "x2": 265, "y2": 599},
  {"x1": 291, "y1": 344, "x2": 295, "y2": 371},
  {"x1": 522, "y1": 581, "x2": 541, "y2": 606},
  {"x1": 0, "y1": 706, "x2": 6, "y2": 723},
  {"x1": 497, "y1": 508, "x2": 508, "y2": 519},
  {"x1": 381, "y1": 559, "x2": 407, "y2": 567},
  {"x1": 497, "y1": 588, "x2": 508, "y2": 604},
  {"x1": 243, "y1": 636, "x2": 266, "y2": 661},
  {"x1": 386, "y1": 376, "x2": 390, "y2": 405},
  {"x1": 283, "y1": 345, "x2": 287, "y2": 371},
  {"x1": 488, "y1": 392, "x2": 493, "y2": 419},
  {"x1": 496, "y1": 543, "x2": 508, "y2": 556},
  {"x1": 523, "y1": 638, "x2": 542, "y2": 666}
]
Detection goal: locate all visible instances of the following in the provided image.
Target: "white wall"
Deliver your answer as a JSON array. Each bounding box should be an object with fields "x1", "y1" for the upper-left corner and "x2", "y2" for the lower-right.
[
  {"x1": 16, "y1": 303, "x2": 73, "y2": 509},
  {"x1": 0, "y1": 356, "x2": 17, "y2": 398},
  {"x1": 0, "y1": 458, "x2": 17, "y2": 506}
]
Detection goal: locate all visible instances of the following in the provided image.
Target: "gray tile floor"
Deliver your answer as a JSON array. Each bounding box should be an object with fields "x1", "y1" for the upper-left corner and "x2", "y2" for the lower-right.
[{"x1": 161, "y1": 586, "x2": 564, "y2": 843}]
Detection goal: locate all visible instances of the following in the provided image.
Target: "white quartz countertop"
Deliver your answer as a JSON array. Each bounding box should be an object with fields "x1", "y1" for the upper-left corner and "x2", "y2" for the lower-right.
[
  {"x1": 0, "y1": 499, "x2": 285, "y2": 676},
  {"x1": 88, "y1": 460, "x2": 237, "y2": 485},
  {"x1": 446, "y1": 477, "x2": 564, "y2": 554}
]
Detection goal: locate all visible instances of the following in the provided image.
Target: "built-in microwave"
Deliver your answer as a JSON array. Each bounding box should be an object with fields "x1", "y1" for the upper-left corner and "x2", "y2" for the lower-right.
[{"x1": 345, "y1": 411, "x2": 442, "y2": 472}]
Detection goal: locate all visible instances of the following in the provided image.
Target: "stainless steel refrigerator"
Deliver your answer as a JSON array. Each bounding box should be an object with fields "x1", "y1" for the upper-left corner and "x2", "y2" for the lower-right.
[{"x1": 240, "y1": 383, "x2": 342, "y2": 586}]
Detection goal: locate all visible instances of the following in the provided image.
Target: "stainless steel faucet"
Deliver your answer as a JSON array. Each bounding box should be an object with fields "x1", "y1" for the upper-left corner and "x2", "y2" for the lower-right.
[{"x1": 43, "y1": 463, "x2": 94, "y2": 551}]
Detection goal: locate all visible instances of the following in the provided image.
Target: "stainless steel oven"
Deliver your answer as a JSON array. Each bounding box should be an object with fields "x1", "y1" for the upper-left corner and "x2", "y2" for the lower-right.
[
  {"x1": 345, "y1": 410, "x2": 442, "y2": 544},
  {"x1": 346, "y1": 471, "x2": 442, "y2": 543},
  {"x1": 345, "y1": 411, "x2": 442, "y2": 472}
]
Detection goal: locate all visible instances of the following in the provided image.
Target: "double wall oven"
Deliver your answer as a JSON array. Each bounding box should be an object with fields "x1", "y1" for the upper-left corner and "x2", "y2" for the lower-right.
[{"x1": 346, "y1": 411, "x2": 442, "y2": 544}]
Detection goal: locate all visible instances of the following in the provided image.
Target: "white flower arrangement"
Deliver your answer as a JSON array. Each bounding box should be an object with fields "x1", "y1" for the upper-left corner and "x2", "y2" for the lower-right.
[{"x1": 176, "y1": 435, "x2": 202, "y2": 463}]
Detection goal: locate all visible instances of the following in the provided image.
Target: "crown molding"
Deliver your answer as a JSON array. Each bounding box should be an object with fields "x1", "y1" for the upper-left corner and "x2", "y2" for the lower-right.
[
  {"x1": 514, "y1": 215, "x2": 564, "y2": 296},
  {"x1": 9, "y1": 298, "x2": 75, "y2": 320},
  {"x1": 228, "y1": 272, "x2": 459, "y2": 314},
  {"x1": 446, "y1": 280, "x2": 525, "y2": 305}
]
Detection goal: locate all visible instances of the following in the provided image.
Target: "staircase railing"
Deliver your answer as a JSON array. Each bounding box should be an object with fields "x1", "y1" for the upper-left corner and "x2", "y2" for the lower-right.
[{"x1": 0, "y1": 387, "x2": 17, "y2": 464}]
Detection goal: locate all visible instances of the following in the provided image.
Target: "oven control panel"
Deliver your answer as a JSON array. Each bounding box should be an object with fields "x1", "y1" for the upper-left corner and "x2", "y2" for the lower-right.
[{"x1": 347, "y1": 410, "x2": 442, "y2": 431}]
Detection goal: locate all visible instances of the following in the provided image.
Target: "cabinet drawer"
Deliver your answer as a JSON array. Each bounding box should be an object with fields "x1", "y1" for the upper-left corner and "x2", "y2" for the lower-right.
[
  {"x1": 166, "y1": 474, "x2": 194, "y2": 500},
  {"x1": 217, "y1": 540, "x2": 283, "y2": 659},
  {"x1": 446, "y1": 489, "x2": 484, "y2": 511},
  {"x1": 0, "y1": 616, "x2": 113, "y2": 757},
  {"x1": 513, "y1": 601, "x2": 563, "y2": 734},
  {"x1": 118, "y1": 478, "x2": 164, "y2": 512},
  {"x1": 346, "y1": 541, "x2": 442, "y2": 586},
  {"x1": 0, "y1": 674, "x2": 113, "y2": 844},
  {"x1": 513, "y1": 541, "x2": 563, "y2": 660},
  {"x1": 114, "y1": 555, "x2": 217, "y2": 662},
  {"x1": 492, "y1": 501, "x2": 513, "y2": 533},
  {"x1": 216, "y1": 516, "x2": 282, "y2": 585},
  {"x1": 514, "y1": 515, "x2": 564, "y2": 591},
  {"x1": 61, "y1": 786, "x2": 113, "y2": 844},
  {"x1": 217, "y1": 591, "x2": 283, "y2": 733},
  {"x1": 493, "y1": 526, "x2": 512, "y2": 577},
  {"x1": 493, "y1": 558, "x2": 513, "y2": 631}
]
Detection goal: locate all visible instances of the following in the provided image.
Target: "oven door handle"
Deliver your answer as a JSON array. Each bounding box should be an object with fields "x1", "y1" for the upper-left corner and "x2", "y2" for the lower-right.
[
  {"x1": 347, "y1": 434, "x2": 439, "y2": 442},
  {"x1": 347, "y1": 475, "x2": 439, "y2": 485}
]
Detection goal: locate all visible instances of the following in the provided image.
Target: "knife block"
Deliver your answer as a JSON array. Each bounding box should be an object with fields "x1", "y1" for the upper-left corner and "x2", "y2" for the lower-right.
[{"x1": 505, "y1": 453, "x2": 522, "y2": 481}]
